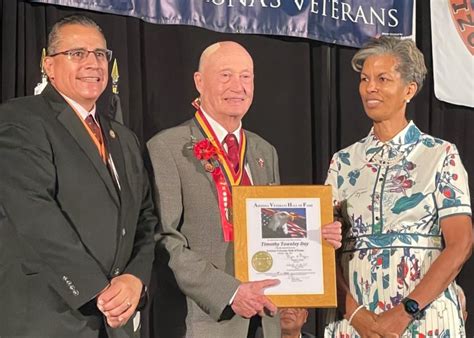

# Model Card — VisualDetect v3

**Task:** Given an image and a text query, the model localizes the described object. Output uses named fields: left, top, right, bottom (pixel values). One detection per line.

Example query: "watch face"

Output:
left=404, top=299, right=419, bottom=314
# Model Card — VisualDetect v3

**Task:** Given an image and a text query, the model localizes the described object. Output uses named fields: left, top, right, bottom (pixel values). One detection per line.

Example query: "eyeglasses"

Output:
left=48, top=48, right=113, bottom=62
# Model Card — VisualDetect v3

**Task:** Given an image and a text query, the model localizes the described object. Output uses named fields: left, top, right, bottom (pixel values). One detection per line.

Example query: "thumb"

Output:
left=260, top=296, right=278, bottom=314
left=323, top=220, right=341, bottom=230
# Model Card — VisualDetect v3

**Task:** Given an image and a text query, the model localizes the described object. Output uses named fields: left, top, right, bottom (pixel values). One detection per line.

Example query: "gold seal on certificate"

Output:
left=251, top=251, right=273, bottom=272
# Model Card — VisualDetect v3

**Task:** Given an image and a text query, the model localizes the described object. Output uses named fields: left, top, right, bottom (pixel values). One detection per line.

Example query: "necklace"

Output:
left=369, top=144, right=405, bottom=167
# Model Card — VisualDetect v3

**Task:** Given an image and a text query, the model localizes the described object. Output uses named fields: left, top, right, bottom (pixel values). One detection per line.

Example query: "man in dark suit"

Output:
left=256, top=308, right=316, bottom=338
left=279, top=308, right=315, bottom=338
left=0, top=15, right=157, bottom=337
left=147, top=41, right=342, bottom=337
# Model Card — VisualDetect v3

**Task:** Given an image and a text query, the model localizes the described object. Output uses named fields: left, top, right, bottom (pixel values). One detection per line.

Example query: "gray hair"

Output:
left=352, top=36, right=427, bottom=95
left=47, top=15, right=105, bottom=55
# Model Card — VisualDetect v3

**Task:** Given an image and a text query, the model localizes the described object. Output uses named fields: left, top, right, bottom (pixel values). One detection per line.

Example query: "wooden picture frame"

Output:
left=233, top=185, right=336, bottom=308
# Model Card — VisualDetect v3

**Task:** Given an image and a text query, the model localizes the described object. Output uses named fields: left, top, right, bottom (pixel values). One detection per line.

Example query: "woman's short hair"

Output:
left=352, top=36, right=427, bottom=95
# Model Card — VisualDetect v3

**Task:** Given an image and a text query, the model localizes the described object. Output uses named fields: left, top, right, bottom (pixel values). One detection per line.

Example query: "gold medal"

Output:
left=251, top=251, right=273, bottom=273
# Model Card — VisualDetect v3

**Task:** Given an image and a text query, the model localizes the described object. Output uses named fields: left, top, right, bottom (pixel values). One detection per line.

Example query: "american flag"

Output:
left=261, top=208, right=307, bottom=238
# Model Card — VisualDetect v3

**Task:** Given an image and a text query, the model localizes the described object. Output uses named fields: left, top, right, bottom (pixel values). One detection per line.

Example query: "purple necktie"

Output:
left=85, top=114, right=104, bottom=146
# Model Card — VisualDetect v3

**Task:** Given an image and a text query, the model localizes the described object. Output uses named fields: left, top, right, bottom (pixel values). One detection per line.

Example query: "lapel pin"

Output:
left=204, top=162, right=215, bottom=172
left=109, top=130, right=116, bottom=139
left=257, top=158, right=265, bottom=168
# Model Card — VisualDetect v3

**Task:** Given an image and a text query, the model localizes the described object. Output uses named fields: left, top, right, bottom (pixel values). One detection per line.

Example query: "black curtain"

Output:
left=2, top=0, right=473, bottom=335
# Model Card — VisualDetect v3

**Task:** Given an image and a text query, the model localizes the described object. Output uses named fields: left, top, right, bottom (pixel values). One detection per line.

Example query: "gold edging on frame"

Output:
left=233, top=185, right=336, bottom=308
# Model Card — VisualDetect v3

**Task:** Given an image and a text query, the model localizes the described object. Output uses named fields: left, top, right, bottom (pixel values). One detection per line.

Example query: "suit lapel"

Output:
left=245, top=131, right=266, bottom=185
left=100, top=116, right=132, bottom=209
left=43, top=86, right=120, bottom=206
left=189, top=120, right=217, bottom=187
left=191, top=122, right=267, bottom=186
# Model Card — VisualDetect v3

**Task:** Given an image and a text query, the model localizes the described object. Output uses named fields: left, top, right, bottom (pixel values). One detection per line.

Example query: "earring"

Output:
left=406, top=99, right=411, bottom=103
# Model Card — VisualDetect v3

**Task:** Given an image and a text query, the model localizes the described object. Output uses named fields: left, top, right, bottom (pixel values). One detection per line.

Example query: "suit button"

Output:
left=122, top=228, right=126, bottom=236
left=113, top=268, right=120, bottom=276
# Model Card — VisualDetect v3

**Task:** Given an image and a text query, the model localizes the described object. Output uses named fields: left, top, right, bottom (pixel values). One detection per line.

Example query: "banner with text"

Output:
left=31, top=0, right=415, bottom=48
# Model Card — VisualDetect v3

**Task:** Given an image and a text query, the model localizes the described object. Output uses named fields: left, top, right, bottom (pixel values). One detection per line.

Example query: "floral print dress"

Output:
left=324, top=122, right=471, bottom=338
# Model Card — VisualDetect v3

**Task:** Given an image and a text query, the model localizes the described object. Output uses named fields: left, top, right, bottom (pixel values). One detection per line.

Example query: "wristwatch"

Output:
left=401, top=297, right=425, bottom=320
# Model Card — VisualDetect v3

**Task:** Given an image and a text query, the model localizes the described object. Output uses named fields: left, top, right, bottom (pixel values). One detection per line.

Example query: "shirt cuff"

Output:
left=228, top=285, right=240, bottom=305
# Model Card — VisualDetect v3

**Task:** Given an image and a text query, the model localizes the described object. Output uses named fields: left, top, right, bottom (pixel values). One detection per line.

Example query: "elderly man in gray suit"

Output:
left=147, top=41, right=342, bottom=338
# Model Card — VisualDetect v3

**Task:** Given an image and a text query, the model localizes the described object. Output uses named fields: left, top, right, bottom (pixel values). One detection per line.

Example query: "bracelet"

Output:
left=347, top=304, right=365, bottom=325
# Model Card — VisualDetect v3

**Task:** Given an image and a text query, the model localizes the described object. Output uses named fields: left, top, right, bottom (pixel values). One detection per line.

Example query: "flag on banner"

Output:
left=431, top=0, right=474, bottom=108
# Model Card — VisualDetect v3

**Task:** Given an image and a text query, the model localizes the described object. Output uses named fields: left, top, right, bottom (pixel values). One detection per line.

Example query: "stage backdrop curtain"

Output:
left=1, top=0, right=473, bottom=335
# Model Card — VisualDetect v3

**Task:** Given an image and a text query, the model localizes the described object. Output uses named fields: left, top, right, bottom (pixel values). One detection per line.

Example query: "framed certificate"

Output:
left=232, top=185, right=336, bottom=308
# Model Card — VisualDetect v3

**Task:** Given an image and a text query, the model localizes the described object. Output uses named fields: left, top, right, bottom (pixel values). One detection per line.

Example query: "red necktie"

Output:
left=224, top=133, right=251, bottom=186
left=85, top=114, right=104, bottom=146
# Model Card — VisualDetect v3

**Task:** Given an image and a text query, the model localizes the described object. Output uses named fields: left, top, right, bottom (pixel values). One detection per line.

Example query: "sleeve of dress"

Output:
left=435, top=143, right=472, bottom=219
left=325, top=152, right=341, bottom=206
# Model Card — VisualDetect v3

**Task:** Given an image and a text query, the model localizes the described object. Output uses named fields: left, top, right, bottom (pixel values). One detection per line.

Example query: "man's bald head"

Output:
left=194, top=41, right=254, bottom=132
left=198, top=41, right=253, bottom=72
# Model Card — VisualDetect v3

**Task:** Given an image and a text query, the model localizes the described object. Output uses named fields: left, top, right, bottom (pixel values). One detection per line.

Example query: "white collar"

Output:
left=201, top=108, right=242, bottom=145
left=60, top=93, right=98, bottom=123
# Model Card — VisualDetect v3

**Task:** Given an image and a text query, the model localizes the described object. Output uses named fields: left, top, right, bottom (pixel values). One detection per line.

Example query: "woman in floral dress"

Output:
left=324, top=37, right=472, bottom=337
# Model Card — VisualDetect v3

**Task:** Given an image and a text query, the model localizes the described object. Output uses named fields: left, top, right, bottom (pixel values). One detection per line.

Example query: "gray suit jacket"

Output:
left=147, top=118, right=281, bottom=338
left=0, top=85, right=157, bottom=337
